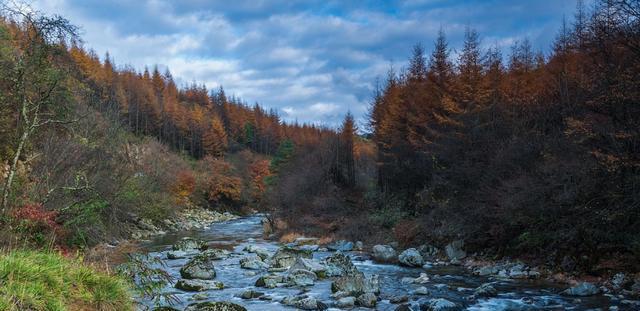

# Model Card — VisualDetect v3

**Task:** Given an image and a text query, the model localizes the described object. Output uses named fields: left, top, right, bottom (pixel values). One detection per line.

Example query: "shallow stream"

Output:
left=137, top=215, right=623, bottom=310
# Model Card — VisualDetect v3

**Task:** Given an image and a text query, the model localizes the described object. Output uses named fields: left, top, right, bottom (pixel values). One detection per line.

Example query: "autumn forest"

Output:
left=0, top=0, right=639, bottom=310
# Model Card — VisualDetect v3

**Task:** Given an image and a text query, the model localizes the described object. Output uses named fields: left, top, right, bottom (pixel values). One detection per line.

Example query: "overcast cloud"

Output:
left=31, top=0, right=582, bottom=127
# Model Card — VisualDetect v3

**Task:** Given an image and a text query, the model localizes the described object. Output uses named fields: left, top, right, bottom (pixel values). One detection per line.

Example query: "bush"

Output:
left=197, top=156, right=243, bottom=208
left=170, top=170, right=196, bottom=204
left=117, top=176, right=174, bottom=224
left=11, top=203, right=63, bottom=247
left=0, top=250, right=133, bottom=311
left=60, top=199, right=108, bottom=248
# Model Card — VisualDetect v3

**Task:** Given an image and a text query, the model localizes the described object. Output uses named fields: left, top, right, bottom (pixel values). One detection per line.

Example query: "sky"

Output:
left=30, top=0, right=582, bottom=127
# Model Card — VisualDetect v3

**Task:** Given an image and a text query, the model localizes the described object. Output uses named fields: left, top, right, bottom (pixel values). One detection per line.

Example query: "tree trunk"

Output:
left=1, top=124, right=30, bottom=214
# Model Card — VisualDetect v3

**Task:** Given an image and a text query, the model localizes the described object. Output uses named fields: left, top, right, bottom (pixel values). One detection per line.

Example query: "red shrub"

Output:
left=12, top=203, right=60, bottom=231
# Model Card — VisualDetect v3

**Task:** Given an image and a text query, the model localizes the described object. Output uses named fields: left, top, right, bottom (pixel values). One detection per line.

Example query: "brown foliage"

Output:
left=199, top=156, right=243, bottom=207
left=249, top=159, right=271, bottom=202
left=171, top=170, right=196, bottom=204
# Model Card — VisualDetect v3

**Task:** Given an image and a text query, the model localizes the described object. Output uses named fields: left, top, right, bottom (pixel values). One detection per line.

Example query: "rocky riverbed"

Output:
left=135, top=215, right=639, bottom=310
left=130, top=208, right=238, bottom=240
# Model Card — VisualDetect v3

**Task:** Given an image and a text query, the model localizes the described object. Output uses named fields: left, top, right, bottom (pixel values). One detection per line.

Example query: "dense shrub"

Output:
left=197, top=156, right=243, bottom=208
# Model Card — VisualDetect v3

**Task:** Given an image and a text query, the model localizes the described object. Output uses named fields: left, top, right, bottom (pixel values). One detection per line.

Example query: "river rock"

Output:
left=184, top=302, right=246, bottom=311
left=180, top=256, right=216, bottom=280
left=611, top=273, right=630, bottom=290
left=401, top=273, right=429, bottom=285
left=167, top=250, right=191, bottom=260
left=240, top=255, right=268, bottom=270
left=355, top=241, right=364, bottom=251
left=390, top=295, right=409, bottom=304
left=357, top=292, right=377, bottom=308
left=172, top=238, right=207, bottom=252
left=444, top=240, right=466, bottom=261
left=336, top=296, right=356, bottom=308
left=395, top=304, right=415, bottom=311
left=270, top=247, right=313, bottom=269
left=414, top=273, right=430, bottom=284
left=421, top=298, right=461, bottom=311
left=473, top=283, right=498, bottom=298
left=561, top=282, right=601, bottom=296
left=290, top=257, right=326, bottom=277
left=282, top=295, right=327, bottom=310
left=327, top=240, right=354, bottom=251
left=175, top=279, right=224, bottom=291
left=399, top=248, right=424, bottom=267
left=261, top=217, right=273, bottom=235
left=243, top=244, right=271, bottom=260
left=238, top=289, right=264, bottom=299
left=152, top=307, right=179, bottom=311
left=474, top=266, right=497, bottom=276
left=372, top=245, right=397, bottom=263
left=323, top=252, right=359, bottom=277
left=417, top=244, right=440, bottom=259
left=192, top=293, right=209, bottom=300
left=199, top=248, right=230, bottom=260
left=331, top=272, right=380, bottom=296
left=297, top=297, right=328, bottom=310
left=255, top=274, right=284, bottom=288
left=287, top=269, right=318, bottom=286
left=413, top=286, right=430, bottom=295
left=508, top=263, right=527, bottom=279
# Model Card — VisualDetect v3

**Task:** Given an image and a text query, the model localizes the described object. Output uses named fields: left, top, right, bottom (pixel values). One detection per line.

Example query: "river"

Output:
left=136, top=215, right=621, bottom=310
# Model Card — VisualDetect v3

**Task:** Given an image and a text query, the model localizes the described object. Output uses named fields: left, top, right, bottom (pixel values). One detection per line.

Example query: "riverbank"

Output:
left=268, top=210, right=640, bottom=302
left=266, top=216, right=640, bottom=308
left=130, top=208, right=239, bottom=240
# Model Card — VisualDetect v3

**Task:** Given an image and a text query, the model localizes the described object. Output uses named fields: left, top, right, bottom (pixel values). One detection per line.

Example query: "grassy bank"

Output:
left=0, top=250, right=133, bottom=311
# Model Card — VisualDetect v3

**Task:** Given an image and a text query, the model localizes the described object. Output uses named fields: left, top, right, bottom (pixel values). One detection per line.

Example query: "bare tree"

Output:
left=0, top=2, right=78, bottom=213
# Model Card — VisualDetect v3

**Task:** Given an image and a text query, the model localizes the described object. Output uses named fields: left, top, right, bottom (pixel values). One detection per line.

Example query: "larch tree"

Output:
left=457, top=26, right=484, bottom=109
left=429, top=27, right=454, bottom=94
left=203, top=115, right=228, bottom=158
left=338, top=112, right=357, bottom=187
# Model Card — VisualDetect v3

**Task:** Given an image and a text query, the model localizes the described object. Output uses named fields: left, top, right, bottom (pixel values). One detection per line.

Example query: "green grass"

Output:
left=0, top=250, right=133, bottom=311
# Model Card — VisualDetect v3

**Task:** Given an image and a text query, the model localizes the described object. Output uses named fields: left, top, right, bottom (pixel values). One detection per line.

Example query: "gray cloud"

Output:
left=31, top=0, right=581, bottom=126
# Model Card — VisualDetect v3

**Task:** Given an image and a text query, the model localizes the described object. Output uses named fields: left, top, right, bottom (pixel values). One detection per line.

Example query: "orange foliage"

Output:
left=249, top=159, right=271, bottom=201
left=201, top=156, right=242, bottom=206
left=171, top=170, right=196, bottom=204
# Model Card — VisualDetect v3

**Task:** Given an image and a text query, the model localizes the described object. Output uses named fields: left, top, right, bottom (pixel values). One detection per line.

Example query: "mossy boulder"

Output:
left=269, top=247, right=313, bottom=269
left=331, top=273, right=380, bottom=296
left=172, top=238, right=208, bottom=252
left=184, top=302, right=247, bottom=311
left=175, top=279, right=224, bottom=291
left=180, top=256, right=216, bottom=280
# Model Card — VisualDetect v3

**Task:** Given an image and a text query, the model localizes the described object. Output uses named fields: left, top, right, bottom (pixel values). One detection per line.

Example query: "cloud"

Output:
left=30, top=0, right=579, bottom=127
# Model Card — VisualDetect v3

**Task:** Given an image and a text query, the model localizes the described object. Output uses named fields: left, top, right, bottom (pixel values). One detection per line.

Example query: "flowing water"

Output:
left=137, top=215, right=625, bottom=310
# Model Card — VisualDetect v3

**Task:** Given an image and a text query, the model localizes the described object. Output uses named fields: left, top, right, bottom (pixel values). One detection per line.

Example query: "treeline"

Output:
left=68, top=46, right=332, bottom=158
left=367, top=0, right=639, bottom=268
left=271, top=0, right=640, bottom=271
